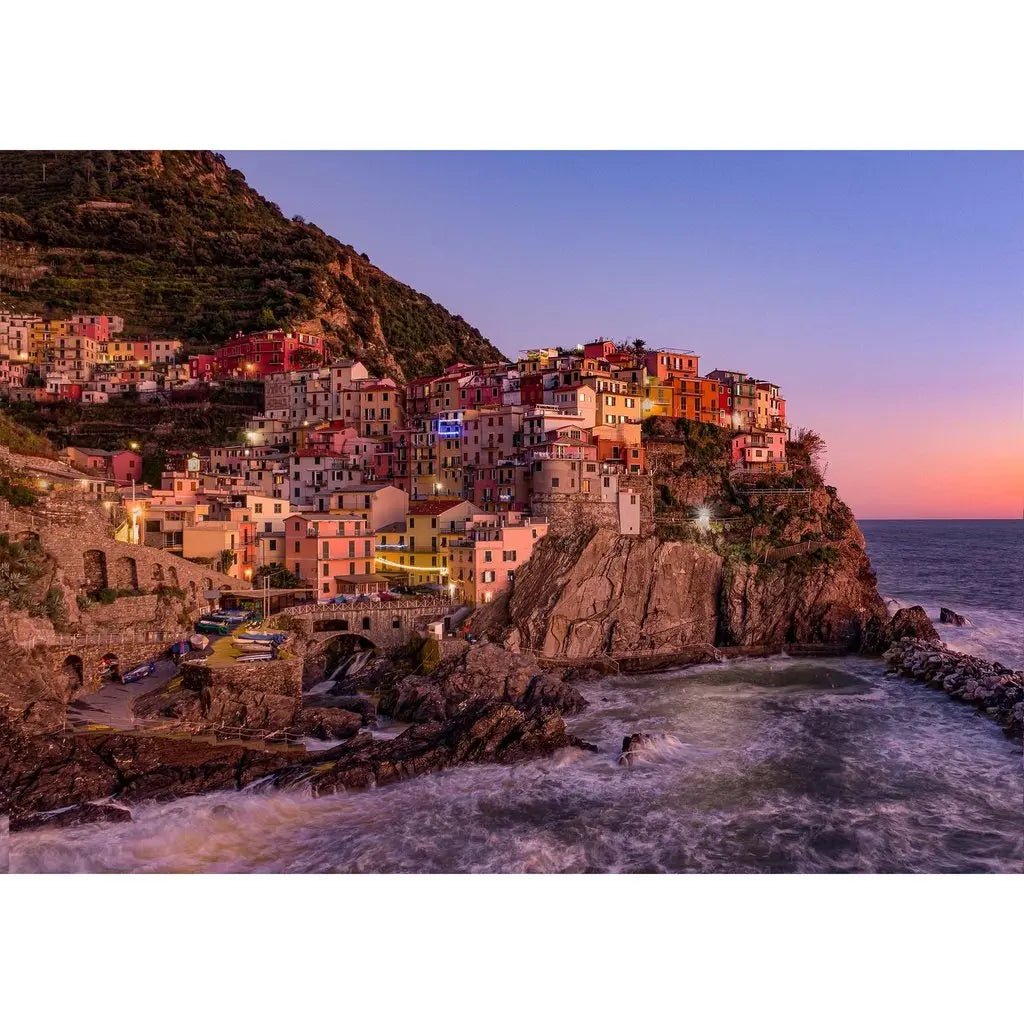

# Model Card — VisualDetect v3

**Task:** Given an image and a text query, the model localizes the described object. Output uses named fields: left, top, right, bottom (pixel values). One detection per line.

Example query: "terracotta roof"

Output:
left=408, top=498, right=467, bottom=515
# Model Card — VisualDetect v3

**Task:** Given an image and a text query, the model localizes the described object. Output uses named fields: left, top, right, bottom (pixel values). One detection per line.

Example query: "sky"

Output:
left=222, top=151, right=1022, bottom=519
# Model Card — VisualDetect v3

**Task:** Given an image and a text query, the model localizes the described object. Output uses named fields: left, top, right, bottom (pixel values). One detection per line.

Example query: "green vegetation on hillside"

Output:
left=0, top=150, right=503, bottom=379
left=0, top=410, right=55, bottom=457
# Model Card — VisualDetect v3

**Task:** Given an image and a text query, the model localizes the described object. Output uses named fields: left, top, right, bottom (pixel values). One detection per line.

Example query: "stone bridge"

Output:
left=273, top=599, right=459, bottom=651
left=23, top=628, right=182, bottom=702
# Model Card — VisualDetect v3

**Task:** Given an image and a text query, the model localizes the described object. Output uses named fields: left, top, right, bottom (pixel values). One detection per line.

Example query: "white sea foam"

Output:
left=11, top=659, right=1022, bottom=874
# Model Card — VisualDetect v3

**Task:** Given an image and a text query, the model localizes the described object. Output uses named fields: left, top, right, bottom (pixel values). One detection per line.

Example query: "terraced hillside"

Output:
left=0, top=150, right=504, bottom=380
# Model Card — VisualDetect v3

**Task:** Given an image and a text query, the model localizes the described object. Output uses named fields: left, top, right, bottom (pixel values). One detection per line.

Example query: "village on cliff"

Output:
left=0, top=311, right=790, bottom=609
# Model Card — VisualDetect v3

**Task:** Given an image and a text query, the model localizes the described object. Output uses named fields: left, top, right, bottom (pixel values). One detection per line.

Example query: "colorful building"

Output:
left=448, top=511, right=550, bottom=604
left=284, top=512, right=384, bottom=599
left=213, top=330, right=325, bottom=379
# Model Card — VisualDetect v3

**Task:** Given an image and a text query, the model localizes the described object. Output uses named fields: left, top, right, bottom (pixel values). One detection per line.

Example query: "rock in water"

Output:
left=619, top=732, right=653, bottom=767
left=377, top=642, right=587, bottom=723
left=11, top=802, right=133, bottom=833
left=293, top=707, right=363, bottom=741
left=876, top=606, right=940, bottom=645
left=939, top=607, right=972, bottom=627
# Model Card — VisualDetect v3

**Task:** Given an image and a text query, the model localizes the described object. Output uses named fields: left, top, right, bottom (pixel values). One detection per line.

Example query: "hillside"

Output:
left=0, top=150, right=504, bottom=380
left=0, top=409, right=54, bottom=457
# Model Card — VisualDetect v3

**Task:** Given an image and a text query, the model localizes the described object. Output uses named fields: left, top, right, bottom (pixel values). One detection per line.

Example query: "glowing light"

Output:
left=375, top=555, right=448, bottom=576
left=128, top=441, right=139, bottom=451
left=695, top=505, right=713, bottom=532
left=246, top=431, right=258, bottom=443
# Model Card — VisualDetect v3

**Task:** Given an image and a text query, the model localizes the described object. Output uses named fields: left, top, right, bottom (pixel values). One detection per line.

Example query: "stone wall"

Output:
left=0, top=498, right=244, bottom=631
left=532, top=478, right=655, bottom=538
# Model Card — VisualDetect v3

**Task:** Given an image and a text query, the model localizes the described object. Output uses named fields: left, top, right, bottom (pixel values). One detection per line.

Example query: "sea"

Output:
left=7, top=520, right=1022, bottom=873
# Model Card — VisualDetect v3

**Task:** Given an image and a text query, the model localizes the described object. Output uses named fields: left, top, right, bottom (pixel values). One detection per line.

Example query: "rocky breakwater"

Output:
left=884, top=638, right=1024, bottom=740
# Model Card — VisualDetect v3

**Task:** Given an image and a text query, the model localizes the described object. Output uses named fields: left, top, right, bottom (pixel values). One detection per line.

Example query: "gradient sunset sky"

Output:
left=223, top=151, right=1022, bottom=519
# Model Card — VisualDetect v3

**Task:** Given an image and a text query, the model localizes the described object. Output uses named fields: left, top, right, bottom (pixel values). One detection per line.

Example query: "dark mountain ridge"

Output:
left=0, top=150, right=504, bottom=380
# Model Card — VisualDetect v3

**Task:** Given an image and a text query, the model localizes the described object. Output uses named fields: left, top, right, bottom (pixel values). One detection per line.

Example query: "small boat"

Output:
left=211, top=610, right=253, bottom=623
left=188, top=633, right=210, bottom=650
left=236, top=652, right=275, bottom=662
left=233, top=639, right=277, bottom=653
left=195, top=619, right=230, bottom=635
left=238, top=632, right=287, bottom=643
left=122, top=661, right=157, bottom=684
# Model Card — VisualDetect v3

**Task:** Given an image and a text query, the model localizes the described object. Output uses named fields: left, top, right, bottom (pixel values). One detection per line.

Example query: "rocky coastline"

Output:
left=3, top=496, right=1019, bottom=836
left=2, top=640, right=591, bottom=831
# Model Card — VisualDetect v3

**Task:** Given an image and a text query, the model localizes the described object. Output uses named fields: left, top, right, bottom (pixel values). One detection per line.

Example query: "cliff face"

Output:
left=0, top=150, right=504, bottom=380
left=488, top=488, right=888, bottom=659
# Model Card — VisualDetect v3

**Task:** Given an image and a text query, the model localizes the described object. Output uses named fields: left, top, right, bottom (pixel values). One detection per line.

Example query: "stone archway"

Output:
left=309, top=633, right=378, bottom=687
left=168, top=566, right=180, bottom=588
left=151, top=563, right=165, bottom=585
left=61, top=654, right=84, bottom=695
left=83, top=549, right=108, bottom=594
left=112, top=555, right=139, bottom=590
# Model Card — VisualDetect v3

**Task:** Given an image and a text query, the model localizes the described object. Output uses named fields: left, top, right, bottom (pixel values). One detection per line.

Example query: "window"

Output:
left=294, top=541, right=300, bottom=553
left=322, top=582, right=330, bottom=594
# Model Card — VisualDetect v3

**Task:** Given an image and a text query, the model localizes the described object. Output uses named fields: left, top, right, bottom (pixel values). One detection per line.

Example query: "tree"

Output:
left=290, top=347, right=323, bottom=369
left=255, top=562, right=303, bottom=589
left=217, top=549, right=237, bottom=575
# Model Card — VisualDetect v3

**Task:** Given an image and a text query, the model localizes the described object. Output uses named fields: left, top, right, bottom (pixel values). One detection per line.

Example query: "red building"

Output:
left=213, top=331, right=325, bottom=379
left=188, top=354, right=216, bottom=381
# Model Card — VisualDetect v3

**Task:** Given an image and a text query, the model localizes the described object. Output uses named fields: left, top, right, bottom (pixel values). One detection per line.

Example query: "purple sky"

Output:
left=223, top=151, right=1023, bottom=518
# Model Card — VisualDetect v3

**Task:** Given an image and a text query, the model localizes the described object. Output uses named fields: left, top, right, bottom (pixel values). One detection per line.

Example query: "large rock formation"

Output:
left=484, top=507, right=888, bottom=660
left=134, top=658, right=304, bottom=733
left=377, top=641, right=587, bottom=721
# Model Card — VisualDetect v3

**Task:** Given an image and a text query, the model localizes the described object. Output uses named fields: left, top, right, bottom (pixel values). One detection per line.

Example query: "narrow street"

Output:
left=66, top=656, right=179, bottom=731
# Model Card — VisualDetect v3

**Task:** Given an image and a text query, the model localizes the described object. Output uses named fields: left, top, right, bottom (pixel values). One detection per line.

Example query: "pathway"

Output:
left=66, top=657, right=179, bottom=731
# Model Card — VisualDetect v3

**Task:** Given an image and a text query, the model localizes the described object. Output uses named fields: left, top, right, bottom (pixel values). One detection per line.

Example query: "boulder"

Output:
left=939, top=607, right=972, bottom=627
left=293, top=706, right=362, bottom=741
left=619, top=732, right=653, bottom=767
left=377, top=642, right=587, bottom=723
left=11, top=802, right=132, bottom=833
left=877, top=606, right=940, bottom=645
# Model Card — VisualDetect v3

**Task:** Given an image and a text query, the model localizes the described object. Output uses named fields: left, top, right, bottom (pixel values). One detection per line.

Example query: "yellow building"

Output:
left=642, top=381, right=675, bottom=418
left=375, top=497, right=480, bottom=587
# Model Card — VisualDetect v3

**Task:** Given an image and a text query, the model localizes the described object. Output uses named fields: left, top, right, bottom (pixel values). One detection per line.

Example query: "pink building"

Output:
left=730, top=430, right=788, bottom=473
left=284, top=512, right=385, bottom=600
left=65, top=446, right=143, bottom=484
left=448, top=511, right=549, bottom=605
